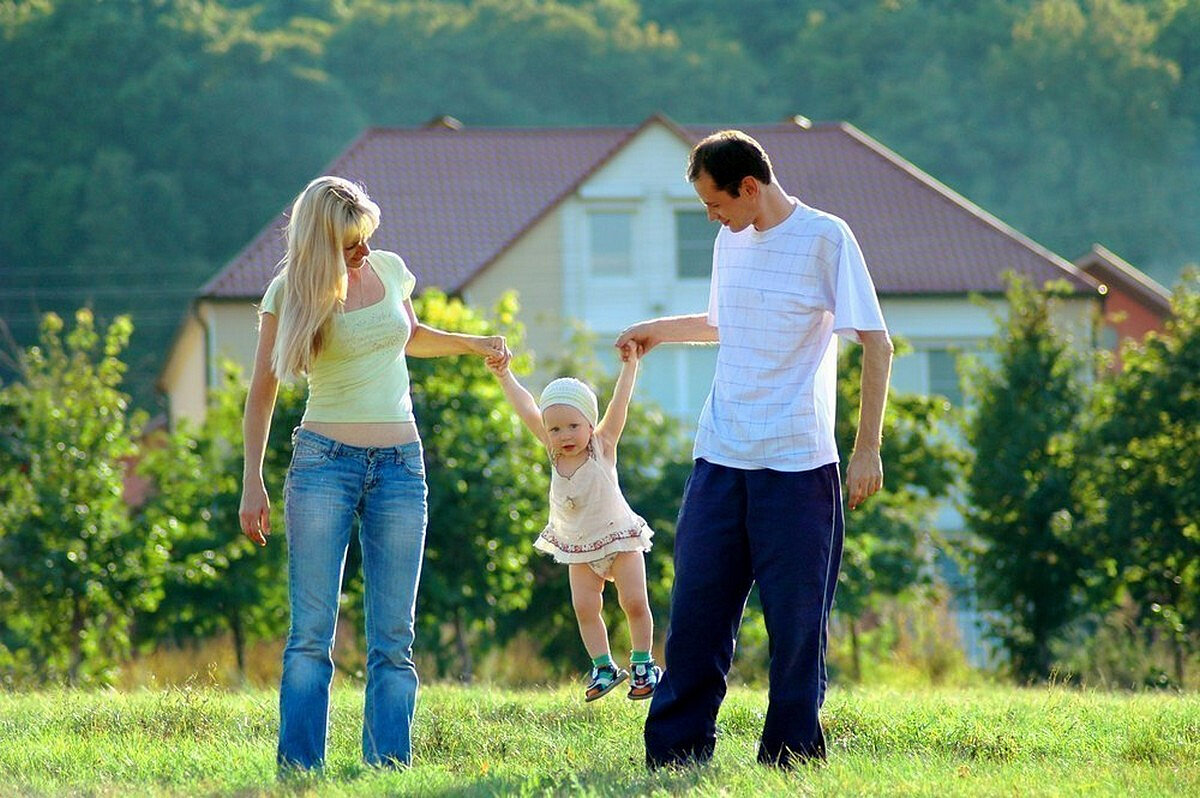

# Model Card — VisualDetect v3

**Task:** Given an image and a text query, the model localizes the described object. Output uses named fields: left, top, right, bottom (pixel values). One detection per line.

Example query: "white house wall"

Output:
left=556, top=123, right=720, bottom=414
left=205, top=301, right=262, bottom=386
left=163, top=299, right=263, bottom=427
left=884, top=295, right=1098, bottom=397
left=160, top=313, right=208, bottom=428
left=562, top=124, right=706, bottom=338
left=461, top=207, right=564, bottom=370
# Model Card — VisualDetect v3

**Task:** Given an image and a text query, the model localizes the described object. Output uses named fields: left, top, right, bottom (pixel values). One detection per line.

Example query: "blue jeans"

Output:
left=277, top=427, right=428, bottom=770
left=644, top=459, right=844, bottom=768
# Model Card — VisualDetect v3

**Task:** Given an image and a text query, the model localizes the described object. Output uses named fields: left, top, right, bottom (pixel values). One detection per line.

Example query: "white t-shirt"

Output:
left=694, top=197, right=887, bottom=472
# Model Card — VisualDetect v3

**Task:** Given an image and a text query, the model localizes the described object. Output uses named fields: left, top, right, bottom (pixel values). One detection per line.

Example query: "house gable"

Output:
left=201, top=125, right=635, bottom=302
left=559, top=121, right=702, bottom=336
left=1075, top=244, right=1172, bottom=365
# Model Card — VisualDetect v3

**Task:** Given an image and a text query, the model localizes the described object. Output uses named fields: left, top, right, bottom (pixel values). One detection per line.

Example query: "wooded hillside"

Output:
left=2, top=0, right=1196, bottom=404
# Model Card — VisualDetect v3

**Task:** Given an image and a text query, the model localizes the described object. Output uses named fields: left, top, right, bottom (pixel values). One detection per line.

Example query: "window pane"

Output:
left=675, top=210, right=716, bottom=278
left=590, top=212, right=632, bottom=276
left=927, top=349, right=963, bottom=405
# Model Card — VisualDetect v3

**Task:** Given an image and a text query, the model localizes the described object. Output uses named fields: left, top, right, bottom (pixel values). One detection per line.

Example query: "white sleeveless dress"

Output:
left=535, top=449, right=653, bottom=579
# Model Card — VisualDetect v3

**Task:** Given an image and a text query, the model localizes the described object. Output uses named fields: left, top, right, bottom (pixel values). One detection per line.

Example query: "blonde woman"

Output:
left=238, top=176, right=508, bottom=771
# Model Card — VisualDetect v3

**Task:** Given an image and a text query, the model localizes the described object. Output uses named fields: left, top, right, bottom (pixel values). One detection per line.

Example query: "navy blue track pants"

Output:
left=644, top=458, right=844, bottom=768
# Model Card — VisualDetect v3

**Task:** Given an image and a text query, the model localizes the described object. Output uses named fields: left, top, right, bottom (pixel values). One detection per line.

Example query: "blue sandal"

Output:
left=585, top=664, right=629, bottom=702
left=627, top=661, right=661, bottom=700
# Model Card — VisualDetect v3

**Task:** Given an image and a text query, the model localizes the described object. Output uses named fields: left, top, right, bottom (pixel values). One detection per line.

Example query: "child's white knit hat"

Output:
left=538, top=377, right=599, bottom=426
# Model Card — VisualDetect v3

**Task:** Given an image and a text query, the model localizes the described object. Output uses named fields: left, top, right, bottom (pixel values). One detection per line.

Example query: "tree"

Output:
left=132, top=361, right=299, bottom=677
left=0, top=310, right=167, bottom=685
left=0, top=0, right=362, bottom=401
left=834, top=340, right=964, bottom=680
left=325, top=0, right=767, bottom=126
left=1083, top=273, right=1200, bottom=686
left=961, top=275, right=1097, bottom=680
left=976, top=0, right=1195, bottom=272
left=405, top=290, right=547, bottom=680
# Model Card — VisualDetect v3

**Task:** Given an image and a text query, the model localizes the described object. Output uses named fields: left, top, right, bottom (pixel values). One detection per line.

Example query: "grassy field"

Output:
left=0, top=684, right=1196, bottom=796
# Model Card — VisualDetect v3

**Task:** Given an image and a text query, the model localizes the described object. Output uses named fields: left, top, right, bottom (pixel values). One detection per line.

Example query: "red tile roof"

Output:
left=202, top=124, right=635, bottom=299
left=201, top=116, right=1099, bottom=300
left=714, top=122, right=1098, bottom=295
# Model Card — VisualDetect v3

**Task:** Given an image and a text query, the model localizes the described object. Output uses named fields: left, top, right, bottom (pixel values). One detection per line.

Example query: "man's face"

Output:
left=693, top=171, right=757, bottom=233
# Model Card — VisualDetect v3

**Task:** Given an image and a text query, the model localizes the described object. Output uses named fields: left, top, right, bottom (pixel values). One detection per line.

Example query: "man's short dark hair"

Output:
left=687, top=130, right=774, bottom=197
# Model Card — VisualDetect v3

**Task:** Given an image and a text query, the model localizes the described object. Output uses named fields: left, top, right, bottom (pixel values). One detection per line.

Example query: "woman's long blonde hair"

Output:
left=271, top=176, right=380, bottom=378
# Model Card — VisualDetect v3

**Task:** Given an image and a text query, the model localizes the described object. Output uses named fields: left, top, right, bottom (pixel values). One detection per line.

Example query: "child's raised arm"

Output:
left=488, top=358, right=549, bottom=448
left=595, top=342, right=640, bottom=460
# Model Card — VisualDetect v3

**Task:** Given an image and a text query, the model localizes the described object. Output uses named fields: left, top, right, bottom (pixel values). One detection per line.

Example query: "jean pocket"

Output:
left=401, top=452, right=426, bottom=479
left=290, top=438, right=331, bottom=470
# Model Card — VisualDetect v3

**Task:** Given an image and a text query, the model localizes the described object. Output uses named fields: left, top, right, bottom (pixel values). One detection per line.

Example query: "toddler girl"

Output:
left=488, top=344, right=660, bottom=701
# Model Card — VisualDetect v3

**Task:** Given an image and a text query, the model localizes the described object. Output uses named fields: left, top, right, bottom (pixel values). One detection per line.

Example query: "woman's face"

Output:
left=343, top=235, right=371, bottom=270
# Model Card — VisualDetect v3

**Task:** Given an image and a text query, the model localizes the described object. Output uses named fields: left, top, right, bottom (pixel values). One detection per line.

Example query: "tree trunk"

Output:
left=849, top=617, right=862, bottom=682
left=454, top=608, right=473, bottom=684
left=229, top=612, right=246, bottom=680
left=1174, top=638, right=1185, bottom=688
left=68, top=600, right=85, bottom=685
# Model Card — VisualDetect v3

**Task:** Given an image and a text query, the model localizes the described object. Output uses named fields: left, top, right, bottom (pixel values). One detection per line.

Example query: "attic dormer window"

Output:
left=588, top=211, right=632, bottom=277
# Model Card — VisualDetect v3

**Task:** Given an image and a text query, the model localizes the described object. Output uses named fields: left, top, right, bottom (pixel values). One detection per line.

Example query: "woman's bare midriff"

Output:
left=302, top=420, right=420, bottom=448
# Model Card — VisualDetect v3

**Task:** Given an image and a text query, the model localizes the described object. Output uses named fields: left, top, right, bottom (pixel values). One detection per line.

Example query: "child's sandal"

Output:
left=585, top=664, right=629, bottom=702
left=627, top=661, right=661, bottom=700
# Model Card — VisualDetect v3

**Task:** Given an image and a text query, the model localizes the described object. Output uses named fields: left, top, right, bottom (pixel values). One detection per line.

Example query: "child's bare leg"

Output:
left=610, top=551, right=653, bottom=652
left=568, top=563, right=610, bottom=657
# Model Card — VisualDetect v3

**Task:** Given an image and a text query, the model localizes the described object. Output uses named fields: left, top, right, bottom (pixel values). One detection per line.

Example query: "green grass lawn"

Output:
left=0, top=684, right=1196, bottom=796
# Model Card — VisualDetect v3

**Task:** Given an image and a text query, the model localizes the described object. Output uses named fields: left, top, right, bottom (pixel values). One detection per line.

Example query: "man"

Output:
left=616, top=130, right=892, bottom=768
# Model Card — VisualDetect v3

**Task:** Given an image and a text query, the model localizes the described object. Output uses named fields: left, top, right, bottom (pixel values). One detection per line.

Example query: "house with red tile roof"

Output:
left=1074, top=244, right=1172, bottom=368
left=160, top=114, right=1118, bottom=424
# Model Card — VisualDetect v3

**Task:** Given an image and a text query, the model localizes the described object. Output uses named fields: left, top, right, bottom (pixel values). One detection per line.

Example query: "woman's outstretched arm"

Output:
left=403, top=299, right=509, bottom=361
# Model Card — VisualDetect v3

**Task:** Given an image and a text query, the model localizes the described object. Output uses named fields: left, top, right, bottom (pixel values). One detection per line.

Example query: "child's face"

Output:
left=542, top=404, right=592, bottom=457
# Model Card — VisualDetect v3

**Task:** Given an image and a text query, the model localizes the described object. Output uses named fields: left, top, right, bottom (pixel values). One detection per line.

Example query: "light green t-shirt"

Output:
left=261, top=250, right=418, bottom=423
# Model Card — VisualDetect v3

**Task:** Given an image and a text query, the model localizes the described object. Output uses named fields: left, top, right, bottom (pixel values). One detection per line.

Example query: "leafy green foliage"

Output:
left=834, top=339, right=965, bottom=678
left=962, top=275, right=1096, bottom=680
left=1081, top=271, right=1200, bottom=684
left=0, top=310, right=165, bottom=684
left=0, top=0, right=362, bottom=402
left=763, top=0, right=1197, bottom=284
left=405, top=290, right=547, bottom=679
left=132, top=361, right=301, bottom=677
left=325, top=0, right=763, bottom=127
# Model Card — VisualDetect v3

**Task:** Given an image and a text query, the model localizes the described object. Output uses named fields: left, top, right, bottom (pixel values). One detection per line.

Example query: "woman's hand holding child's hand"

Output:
left=619, top=341, right=640, bottom=364
left=485, top=353, right=509, bottom=377
left=473, top=335, right=508, bottom=360
left=475, top=335, right=511, bottom=374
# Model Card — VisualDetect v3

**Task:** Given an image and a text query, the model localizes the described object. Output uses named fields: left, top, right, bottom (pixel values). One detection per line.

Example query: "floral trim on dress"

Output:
left=537, top=521, right=650, bottom=554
